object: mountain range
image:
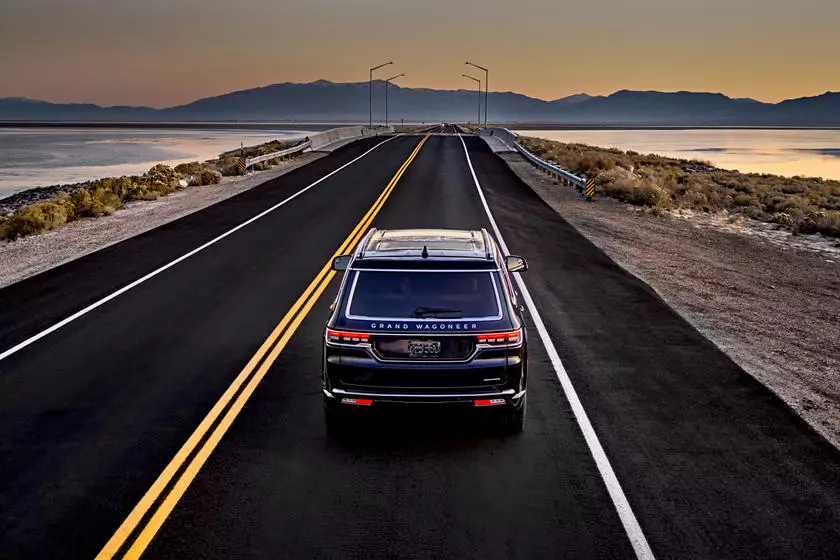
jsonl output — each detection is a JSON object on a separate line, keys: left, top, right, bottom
{"left": 2, "top": 80, "right": 839, "bottom": 125}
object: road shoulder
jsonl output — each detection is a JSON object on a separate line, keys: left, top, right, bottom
{"left": 0, "top": 153, "right": 324, "bottom": 289}
{"left": 500, "top": 152, "right": 840, "bottom": 449}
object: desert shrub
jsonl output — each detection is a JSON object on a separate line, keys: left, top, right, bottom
{"left": 518, "top": 134, "right": 840, "bottom": 236}
{"left": 596, "top": 167, "right": 669, "bottom": 207}
{"left": 90, "top": 187, "right": 122, "bottom": 214}
{"left": 733, "top": 193, "right": 758, "bottom": 207}
{"left": 143, "top": 164, "right": 181, "bottom": 196}
{"left": 191, "top": 168, "right": 222, "bottom": 186}
{"left": 88, "top": 176, "right": 135, "bottom": 200}
{"left": 812, "top": 211, "right": 840, "bottom": 237}
{"left": 219, "top": 161, "right": 241, "bottom": 176}
{"left": 176, "top": 162, "right": 222, "bottom": 185}
{"left": 217, "top": 139, "right": 299, "bottom": 160}
{"left": 70, "top": 189, "right": 94, "bottom": 216}
{"left": 0, "top": 201, "right": 68, "bottom": 240}
{"left": 174, "top": 161, "right": 206, "bottom": 175}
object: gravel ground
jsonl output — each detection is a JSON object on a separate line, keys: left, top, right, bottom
{"left": 502, "top": 153, "right": 840, "bottom": 449}
{"left": 0, "top": 153, "right": 324, "bottom": 289}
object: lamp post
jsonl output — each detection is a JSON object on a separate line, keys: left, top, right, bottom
{"left": 462, "top": 74, "right": 482, "bottom": 128}
{"left": 384, "top": 73, "right": 405, "bottom": 128}
{"left": 370, "top": 61, "right": 393, "bottom": 127}
{"left": 465, "top": 61, "right": 488, "bottom": 128}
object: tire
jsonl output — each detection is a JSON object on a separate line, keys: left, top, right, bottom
{"left": 501, "top": 396, "right": 526, "bottom": 434}
{"left": 323, "top": 398, "right": 345, "bottom": 434}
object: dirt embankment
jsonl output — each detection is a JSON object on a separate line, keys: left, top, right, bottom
{"left": 502, "top": 153, "right": 840, "bottom": 449}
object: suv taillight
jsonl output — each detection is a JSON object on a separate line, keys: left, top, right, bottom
{"left": 326, "top": 329, "right": 371, "bottom": 344}
{"left": 476, "top": 330, "right": 522, "bottom": 345}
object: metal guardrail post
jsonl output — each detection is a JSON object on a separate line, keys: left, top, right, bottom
{"left": 585, "top": 178, "right": 596, "bottom": 201}
{"left": 245, "top": 140, "right": 312, "bottom": 169}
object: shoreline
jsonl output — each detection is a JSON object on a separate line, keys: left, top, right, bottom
{"left": 0, "top": 121, "right": 397, "bottom": 130}
{"left": 5, "top": 121, "right": 840, "bottom": 131}
{"left": 504, "top": 124, "right": 840, "bottom": 131}
{"left": 0, "top": 181, "right": 88, "bottom": 214}
{"left": 516, "top": 134, "right": 840, "bottom": 238}
{"left": 0, "top": 132, "right": 310, "bottom": 215}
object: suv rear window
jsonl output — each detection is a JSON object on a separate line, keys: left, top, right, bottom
{"left": 347, "top": 271, "right": 501, "bottom": 320}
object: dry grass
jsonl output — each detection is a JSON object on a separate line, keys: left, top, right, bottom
{"left": 174, "top": 162, "right": 222, "bottom": 186}
{"left": 1, "top": 136, "right": 303, "bottom": 242}
{"left": 519, "top": 136, "right": 840, "bottom": 237}
{"left": 0, "top": 164, "right": 181, "bottom": 241}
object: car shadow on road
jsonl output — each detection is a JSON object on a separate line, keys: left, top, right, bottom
{"left": 323, "top": 407, "right": 522, "bottom": 452}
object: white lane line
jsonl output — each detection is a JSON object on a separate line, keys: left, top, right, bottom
{"left": 458, "top": 134, "right": 656, "bottom": 560}
{"left": 0, "top": 135, "right": 400, "bottom": 363}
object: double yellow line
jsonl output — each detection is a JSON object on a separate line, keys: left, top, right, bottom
{"left": 97, "top": 134, "right": 430, "bottom": 559}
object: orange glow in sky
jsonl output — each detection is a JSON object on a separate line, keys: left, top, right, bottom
{"left": 1, "top": 0, "right": 837, "bottom": 107}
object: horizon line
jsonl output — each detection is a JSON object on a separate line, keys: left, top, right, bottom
{"left": 3, "top": 80, "right": 838, "bottom": 111}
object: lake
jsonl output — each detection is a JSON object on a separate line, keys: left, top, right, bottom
{"left": 4, "top": 127, "right": 839, "bottom": 200}
{"left": 0, "top": 127, "right": 314, "bottom": 198}
{"left": 513, "top": 129, "right": 840, "bottom": 181}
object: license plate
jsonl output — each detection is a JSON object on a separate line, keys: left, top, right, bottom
{"left": 408, "top": 340, "right": 441, "bottom": 358}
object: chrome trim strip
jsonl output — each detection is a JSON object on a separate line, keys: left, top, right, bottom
{"left": 332, "top": 388, "right": 516, "bottom": 398}
{"left": 350, "top": 267, "right": 501, "bottom": 272}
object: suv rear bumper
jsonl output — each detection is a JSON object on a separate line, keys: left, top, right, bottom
{"left": 325, "top": 386, "right": 526, "bottom": 405}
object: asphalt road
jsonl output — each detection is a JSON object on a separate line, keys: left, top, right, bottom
{"left": 1, "top": 133, "right": 839, "bottom": 559}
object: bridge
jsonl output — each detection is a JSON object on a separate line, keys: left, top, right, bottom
{"left": 1, "top": 129, "right": 839, "bottom": 559}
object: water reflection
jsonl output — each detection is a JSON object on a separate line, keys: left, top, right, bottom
{"left": 515, "top": 129, "right": 840, "bottom": 181}
{"left": 0, "top": 128, "right": 312, "bottom": 197}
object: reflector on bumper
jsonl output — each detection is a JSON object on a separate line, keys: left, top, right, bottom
{"left": 474, "top": 398, "right": 506, "bottom": 407}
{"left": 341, "top": 398, "right": 373, "bottom": 406}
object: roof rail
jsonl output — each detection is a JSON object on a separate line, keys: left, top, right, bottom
{"left": 480, "top": 228, "right": 494, "bottom": 260}
{"left": 356, "top": 228, "right": 377, "bottom": 259}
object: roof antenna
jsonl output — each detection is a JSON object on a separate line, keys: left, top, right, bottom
{"left": 421, "top": 245, "right": 429, "bottom": 259}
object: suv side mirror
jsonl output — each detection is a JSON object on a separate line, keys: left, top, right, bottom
{"left": 332, "top": 255, "right": 352, "bottom": 271}
{"left": 505, "top": 255, "right": 528, "bottom": 273}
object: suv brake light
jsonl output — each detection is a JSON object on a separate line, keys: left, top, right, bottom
{"left": 477, "top": 330, "right": 522, "bottom": 345}
{"left": 326, "top": 329, "right": 371, "bottom": 344}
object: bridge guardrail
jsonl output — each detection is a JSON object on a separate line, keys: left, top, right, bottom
{"left": 513, "top": 142, "right": 585, "bottom": 188}
{"left": 481, "top": 127, "right": 586, "bottom": 189}
{"left": 309, "top": 125, "right": 394, "bottom": 151}
{"left": 245, "top": 125, "right": 394, "bottom": 169}
{"left": 246, "top": 141, "right": 312, "bottom": 168}
{"left": 477, "top": 127, "right": 519, "bottom": 150}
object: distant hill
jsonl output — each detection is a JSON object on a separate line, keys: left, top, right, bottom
{"left": 1, "top": 81, "right": 839, "bottom": 125}
{"left": 0, "top": 97, "right": 156, "bottom": 121}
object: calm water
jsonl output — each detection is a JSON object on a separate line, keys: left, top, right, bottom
{"left": 0, "top": 128, "right": 313, "bottom": 197}
{"left": 514, "top": 129, "right": 840, "bottom": 181}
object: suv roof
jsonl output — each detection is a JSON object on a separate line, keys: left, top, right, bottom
{"left": 358, "top": 229, "right": 494, "bottom": 261}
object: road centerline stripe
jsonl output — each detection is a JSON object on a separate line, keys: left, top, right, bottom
{"left": 458, "top": 134, "right": 656, "bottom": 560}
{"left": 0, "top": 135, "right": 401, "bottom": 363}
{"left": 95, "top": 134, "right": 429, "bottom": 559}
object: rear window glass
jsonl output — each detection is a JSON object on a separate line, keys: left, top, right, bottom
{"left": 347, "top": 271, "right": 500, "bottom": 319}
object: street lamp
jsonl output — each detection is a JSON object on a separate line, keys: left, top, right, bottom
{"left": 384, "top": 73, "right": 405, "bottom": 128}
{"left": 465, "top": 61, "right": 488, "bottom": 128}
{"left": 370, "top": 61, "right": 393, "bottom": 127}
{"left": 462, "top": 74, "right": 482, "bottom": 128}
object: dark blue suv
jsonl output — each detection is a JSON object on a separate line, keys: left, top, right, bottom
{"left": 322, "top": 228, "right": 528, "bottom": 433}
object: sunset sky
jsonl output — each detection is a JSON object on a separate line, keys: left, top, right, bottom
{"left": 1, "top": 0, "right": 837, "bottom": 108}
